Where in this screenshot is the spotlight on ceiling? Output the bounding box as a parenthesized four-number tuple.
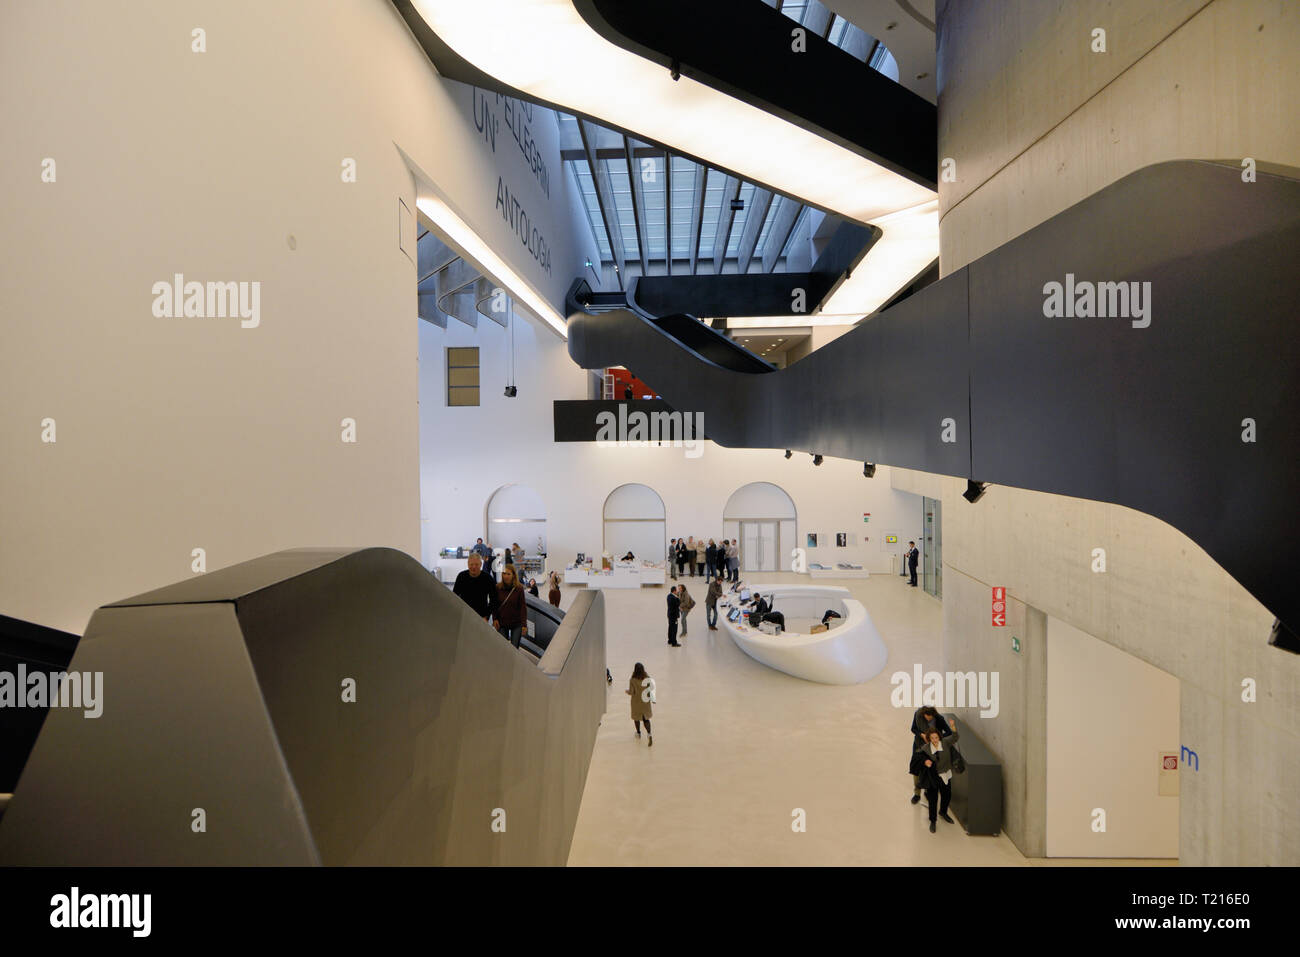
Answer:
(784, 450, 792, 459)
(963, 480, 988, 503)
(504, 385, 517, 398)
(812, 454, 824, 466)
(863, 462, 876, 478)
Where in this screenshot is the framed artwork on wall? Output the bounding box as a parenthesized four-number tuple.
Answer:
(836, 532, 848, 547)
(806, 533, 818, 548)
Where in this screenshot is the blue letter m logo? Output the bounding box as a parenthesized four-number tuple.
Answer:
(1180, 745, 1199, 771)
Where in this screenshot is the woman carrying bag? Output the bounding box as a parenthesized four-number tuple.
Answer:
(496, 565, 527, 649)
(677, 583, 696, 637)
(626, 662, 656, 746)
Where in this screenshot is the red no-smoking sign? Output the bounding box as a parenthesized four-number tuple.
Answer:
(991, 586, 1006, 627)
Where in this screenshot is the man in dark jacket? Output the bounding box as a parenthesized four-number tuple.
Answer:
(910, 727, 961, 832)
(675, 541, 688, 578)
(910, 706, 953, 804)
(705, 541, 718, 580)
(453, 553, 499, 623)
(907, 541, 919, 587)
(667, 586, 681, 647)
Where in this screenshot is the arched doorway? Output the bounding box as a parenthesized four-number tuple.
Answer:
(485, 484, 547, 559)
(723, 482, 797, 572)
(602, 483, 666, 562)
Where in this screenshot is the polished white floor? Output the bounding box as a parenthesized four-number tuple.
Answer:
(565, 571, 1172, 866)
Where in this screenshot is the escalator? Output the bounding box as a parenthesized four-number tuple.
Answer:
(0, 548, 607, 864)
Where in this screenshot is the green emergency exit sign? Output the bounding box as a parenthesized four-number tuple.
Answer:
(1011, 636, 1021, 654)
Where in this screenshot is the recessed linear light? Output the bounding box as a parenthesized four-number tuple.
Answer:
(408, 0, 937, 320)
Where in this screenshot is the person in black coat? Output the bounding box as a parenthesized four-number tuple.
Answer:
(705, 541, 718, 580)
(667, 586, 681, 647)
(910, 705, 953, 804)
(452, 553, 499, 623)
(907, 541, 919, 587)
(675, 541, 688, 578)
(909, 727, 961, 832)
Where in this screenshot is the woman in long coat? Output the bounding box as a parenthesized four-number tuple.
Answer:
(626, 662, 654, 746)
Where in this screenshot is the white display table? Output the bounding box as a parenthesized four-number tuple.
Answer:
(720, 584, 887, 685)
(807, 563, 870, 580)
(563, 562, 666, 589)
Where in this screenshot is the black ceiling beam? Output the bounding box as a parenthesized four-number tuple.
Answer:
(577, 118, 627, 288)
(623, 135, 650, 276)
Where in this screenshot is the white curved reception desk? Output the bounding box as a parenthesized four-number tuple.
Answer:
(721, 584, 888, 685)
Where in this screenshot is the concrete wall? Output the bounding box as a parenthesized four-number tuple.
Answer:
(419, 315, 924, 579)
(930, 0, 1300, 864)
(0, 0, 593, 635)
(1047, 616, 1180, 858)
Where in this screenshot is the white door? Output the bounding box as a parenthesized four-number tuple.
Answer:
(741, 521, 778, 572)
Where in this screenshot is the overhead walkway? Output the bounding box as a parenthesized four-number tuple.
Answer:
(567, 160, 1300, 647)
(0, 548, 606, 865)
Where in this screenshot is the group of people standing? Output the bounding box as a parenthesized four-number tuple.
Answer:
(451, 541, 563, 650)
(669, 537, 739, 584)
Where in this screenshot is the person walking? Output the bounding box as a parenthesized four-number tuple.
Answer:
(669, 539, 679, 580)
(547, 571, 562, 608)
(694, 539, 706, 577)
(909, 727, 961, 832)
(452, 552, 499, 624)
(496, 564, 527, 649)
(910, 705, 954, 804)
(667, 586, 681, 646)
(678, 582, 696, 637)
(626, 662, 655, 746)
(706, 574, 723, 630)
(726, 539, 739, 583)
(907, 541, 920, 587)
